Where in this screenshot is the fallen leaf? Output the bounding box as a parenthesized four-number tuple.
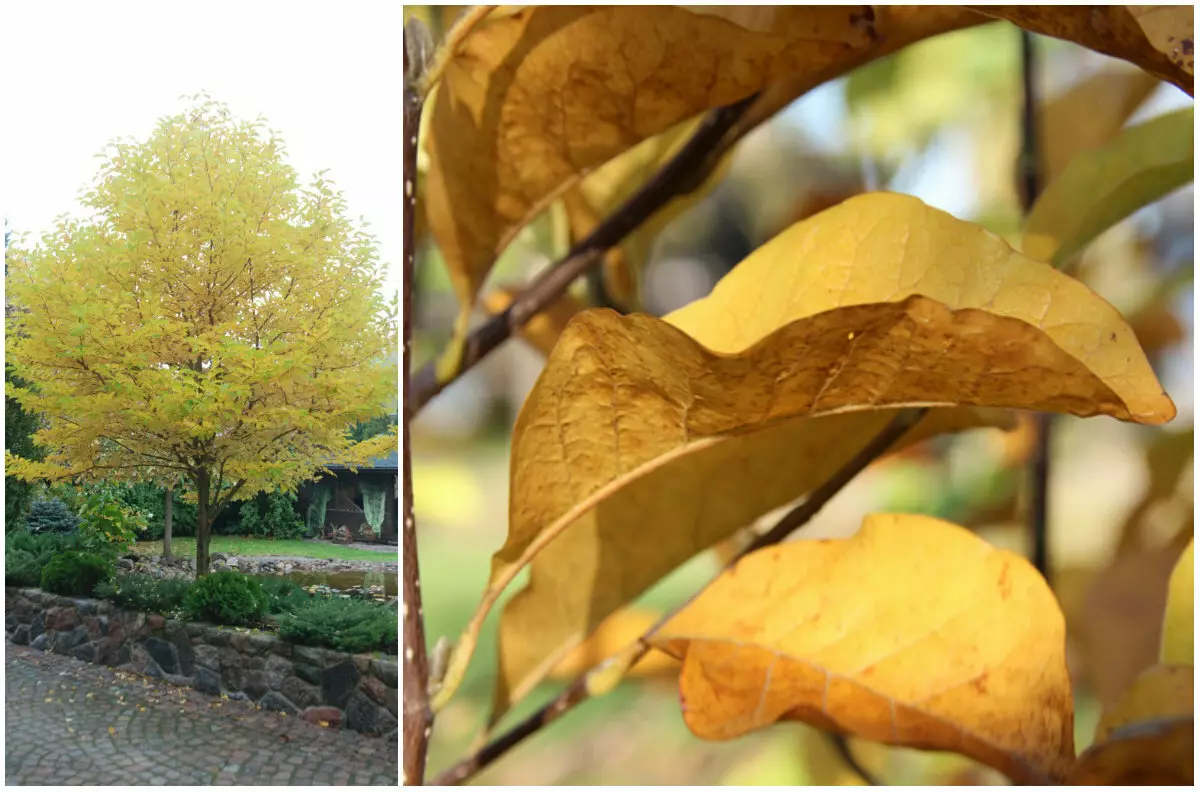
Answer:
(1040, 65, 1162, 181)
(1094, 664, 1193, 744)
(968, 7, 1193, 94)
(649, 514, 1075, 785)
(1068, 716, 1193, 785)
(423, 6, 985, 335)
(1127, 5, 1196, 76)
(1161, 539, 1194, 665)
(441, 192, 1173, 720)
(108, 726, 115, 735)
(1023, 108, 1193, 268)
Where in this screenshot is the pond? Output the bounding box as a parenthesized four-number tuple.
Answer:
(285, 569, 398, 597)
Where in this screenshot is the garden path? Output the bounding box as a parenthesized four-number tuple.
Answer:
(5, 642, 397, 786)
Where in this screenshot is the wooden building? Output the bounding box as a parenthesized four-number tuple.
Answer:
(297, 451, 398, 544)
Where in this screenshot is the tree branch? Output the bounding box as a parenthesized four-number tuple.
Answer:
(1018, 30, 1051, 584)
(430, 407, 927, 785)
(403, 17, 434, 787)
(409, 92, 760, 414)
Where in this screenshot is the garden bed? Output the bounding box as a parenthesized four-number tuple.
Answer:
(5, 586, 398, 739)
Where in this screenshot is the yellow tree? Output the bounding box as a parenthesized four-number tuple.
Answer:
(6, 98, 396, 575)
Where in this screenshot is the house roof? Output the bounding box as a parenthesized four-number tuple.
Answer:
(325, 450, 399, 472)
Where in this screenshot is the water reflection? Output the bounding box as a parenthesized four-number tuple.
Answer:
(285, 569, 398, 597)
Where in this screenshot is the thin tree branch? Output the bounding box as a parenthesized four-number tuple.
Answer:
(829, 733, 882, 787)
(430, 407, 927, 785)
(1018, 30, 1051, 584)
(402, 17, 434, 787)
(409, 92, 759, 414)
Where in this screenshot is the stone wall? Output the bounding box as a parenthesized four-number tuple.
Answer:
(5, 587, 397, 740)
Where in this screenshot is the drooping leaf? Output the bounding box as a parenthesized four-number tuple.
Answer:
(648, 514, 1076, 785)
(1068, 717, 1194, 785)
(1161, 538, 1194, 664)
(423, 6, 985, 327)
(969, 6, 1194, 94)
(1023, 108, 1194, 268)
(1094, 664, 1193, 744)
(430, 192, 1175, 717)
(1040, 65, 1162, 181)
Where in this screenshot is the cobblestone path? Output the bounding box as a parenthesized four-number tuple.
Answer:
(5, 642, 397, 786)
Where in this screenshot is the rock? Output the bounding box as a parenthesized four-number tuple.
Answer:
(295, 663, 321, 686)
(71, 643, 97, 663)
(11, 624, 30, 645)
(343, 691, 381, 735)
(29, 614, 44, 642)
(202, 626, 229, 647)
(259, 691, 299, 715)
(74, 599, 98, 615)
(246, 633, 274, 656)
(30, 633, 48, 651)
(194, 666, 221, 695)
(43, 607, 78, 632)
(223, 664, 244, 692)
(361, 675, 398, 717)
(321, 661, 361, 709)
(228, 632, 248, 653)
(211, 553, 228, 564)
(116, 558, 135, 571)
(146, 614, 166, 631)
(185, 622, 205, 638)
(353, 654, 371, 674)
(227, 691, 249, 702)
(241, 671, 270, 701)
(301, 706, 344, 729)
(164, 673, 192, 687)
(193, 644, 220, 670)
(265, 654, 292, 690)
(371, 659, 397, 689)
(281, 676, 320, 709)
(293, 645, 326, 666)
(171, 631, 195, 675)
(115, 641, 131, 667)
(143, 637, 180, 675)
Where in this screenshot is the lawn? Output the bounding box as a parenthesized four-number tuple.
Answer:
(133, 537, 397, 562)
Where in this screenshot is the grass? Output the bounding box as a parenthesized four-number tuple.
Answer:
(132, 537, 396, 562)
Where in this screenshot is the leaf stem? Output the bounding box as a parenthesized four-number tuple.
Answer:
(402, 17, 434, 787)
(409, 93, 758, 414)
(429, 408, 926, 785)
(1019, 30, 1051, 585)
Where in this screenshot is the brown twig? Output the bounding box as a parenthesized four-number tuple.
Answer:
(1018, 30, 1051, 584)
(430, 407, 927, 785)
(402, 18, 434, 786)
(409, 93, 759, 414)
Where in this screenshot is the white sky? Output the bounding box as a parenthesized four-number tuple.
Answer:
(1, 1, 405, 295)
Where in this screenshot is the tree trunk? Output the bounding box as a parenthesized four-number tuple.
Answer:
(163, 487, 173, 562)
(196, 469, 210, 577)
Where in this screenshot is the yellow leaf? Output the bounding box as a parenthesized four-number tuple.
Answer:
(108, 726, 115, 735)
(481, 286, 589, 358)
(1161, 539, 1194, 664)
(549, 607, 679, 680)
(1128, 5, 1196, 76)
(423, 6, 985, 321)
(1040, 65, 1162, 181)
(649, 514, 1075, 785)
(437, 192, 1173, 720)
(968, 6, 1193, 93)
(1023, 108, 1193, 268)
(1094, 665, 1193, 745)
(1068, 716, 1193, 785)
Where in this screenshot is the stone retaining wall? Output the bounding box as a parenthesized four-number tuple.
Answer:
(5, 587, 397, 740)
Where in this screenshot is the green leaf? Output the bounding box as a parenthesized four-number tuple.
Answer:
(1023, 108, 1194, 268)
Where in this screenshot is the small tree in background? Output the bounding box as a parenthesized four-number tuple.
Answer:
(6, 97, 396, 575)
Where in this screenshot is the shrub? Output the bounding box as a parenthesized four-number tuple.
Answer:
(95, 573, 193, 615)
(76, 490, 145, 559)
(257, 576, 312, 614)
(277, 598, 398, 654)
(113, 482, 198, 540)
(5, 531, 79, 587)
(23, 498, 79, 535)
(39, 551, 113, 596)
(183, 571, 268, 627)
(236, 491, 306, 540)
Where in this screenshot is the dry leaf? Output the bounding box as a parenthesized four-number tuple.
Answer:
(969, 7, 1194, 94)
(1023, 108, 1194, 268)
(436, 192, 1174, 720)
(1068, 716, 1194, 785)
(1161, 539, 1194, 665)
(549, 607, 679, 680)
(1040, 65, 1162, 181)
(482, 286, 589, 357)
(1127, 6, 1196, 76)
(1094, 664, 1193, 744)
(649, 514, 1075, 785)
(423, 6, 985, 323)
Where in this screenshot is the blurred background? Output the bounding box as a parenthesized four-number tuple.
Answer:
(405, 8, 1194, 785)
